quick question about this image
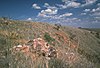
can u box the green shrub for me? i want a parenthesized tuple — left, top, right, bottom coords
(44, 33, 55, 43)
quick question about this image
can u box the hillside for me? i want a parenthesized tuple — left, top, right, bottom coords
(0, 19, 100, 68)
(83, 28, 100, 33)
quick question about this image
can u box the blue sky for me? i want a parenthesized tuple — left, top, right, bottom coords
(0, 0, 100, 28)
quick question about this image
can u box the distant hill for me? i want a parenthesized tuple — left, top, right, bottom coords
(0, 18, 100, 68)
(81, 28, 100, 33)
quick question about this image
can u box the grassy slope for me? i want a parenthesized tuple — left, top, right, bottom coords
(0, 19, 100, 68)
(62, 27, 100, 66)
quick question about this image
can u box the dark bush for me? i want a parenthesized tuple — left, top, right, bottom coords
(44, 33, 55, 43)
(54, 24, 61, 30)
(95, 32, 100, 39)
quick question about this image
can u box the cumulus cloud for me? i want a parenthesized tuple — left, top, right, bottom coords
(59, 13, 73, 17)
(37, 2, 59, 19)
(38, 12, 73, 20)
(32, 3, 41, 9)
(91, 7, 100, 16)
(97, 3, 100, 6)
(91, 7, 100, 12)
(38, 13, 48, 18)
(57, 1, 80, 9)
(44, 3, 50, 7)
(81, 13, 87, 15)
(85, 0, 97, 4)
(92, 12, 100, 16)
(67, 1, 81, 8)
(84, 9, 90, 12)
(62, 0, 69, 2)
(95, 17, 100, 19)
(92, 9, 96, 12)
(56, 4, 67, 9)
(60, 0, 97, 8)
(27, 18, 32, 21)
(40, 8, 58, 15)
(38, 3, 58, 17)
(82, 0, 97, 6)
(43, 2, 58, 10)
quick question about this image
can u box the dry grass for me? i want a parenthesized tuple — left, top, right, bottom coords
(0, 19, 100, 68)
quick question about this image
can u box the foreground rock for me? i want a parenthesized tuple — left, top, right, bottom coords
(12, 38, 57, 60)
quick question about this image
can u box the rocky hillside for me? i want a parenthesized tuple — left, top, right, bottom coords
(0, 19, 100, 68)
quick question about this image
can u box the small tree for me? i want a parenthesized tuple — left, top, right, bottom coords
(54, 24, 61, 30)
(2, 16, 9, 20)
(95, 32, 100, 39)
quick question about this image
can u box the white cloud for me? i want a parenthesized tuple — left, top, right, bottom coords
(57, 1, 80, 9)
(84, 9, 90, 12)
(38, 3, 58, 19)
(97, 3, 100, 6)
(95, 17, 100, 19)
(38, 13, 61, 20)
(62, 0, 69, 2)
(59, 13, 73, 17)
(38, 12, 73, 20)
(56, 4, 67, 9)
(44, 2, 58, 10)
(85, 0, 97, 4)
(91, 7, 100, 12)
(95, 7, 100, 11)
(38, 4, 58, 17)
(38, 13, 48, 17)
(55, 18, 81, 24)
(44, 3, 50, 7)
(27, 18, 32, 21)
(43, 3, 58, 14)
(32, 3, 41, 9)
(41, 8, 58, 15)
(45, 9, 56, 14)
(60, 0, 97, 9)
(82, 0, 97, 6)
(67, 1, 81, 8)
(81, 13, 87, 15)
(92, 12, 100, 16)
(92, 9, 96, 12)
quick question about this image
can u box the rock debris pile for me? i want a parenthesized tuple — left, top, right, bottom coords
(12, 38, 57, 60)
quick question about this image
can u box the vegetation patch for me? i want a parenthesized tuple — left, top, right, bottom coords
(48, 58, 69, 68)
(44, 33, 55, 44)
(77, 48, 100, 64)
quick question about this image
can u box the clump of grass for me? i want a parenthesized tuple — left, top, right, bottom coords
(48, 58, 69, 68)
(9, 31, 21, 39)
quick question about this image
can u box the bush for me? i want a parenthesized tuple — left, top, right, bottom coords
(1, 16, 9, 20)
(44, 33, 55, 43)
(54, 24, 61, 30)
(95, 32, 100, 39)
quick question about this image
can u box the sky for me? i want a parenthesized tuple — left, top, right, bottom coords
(0, 0, 100, 28)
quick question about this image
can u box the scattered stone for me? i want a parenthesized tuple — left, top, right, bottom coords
(12, 38, 57, 60)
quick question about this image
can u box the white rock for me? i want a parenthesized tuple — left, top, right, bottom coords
(17, 45, 22, 48)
